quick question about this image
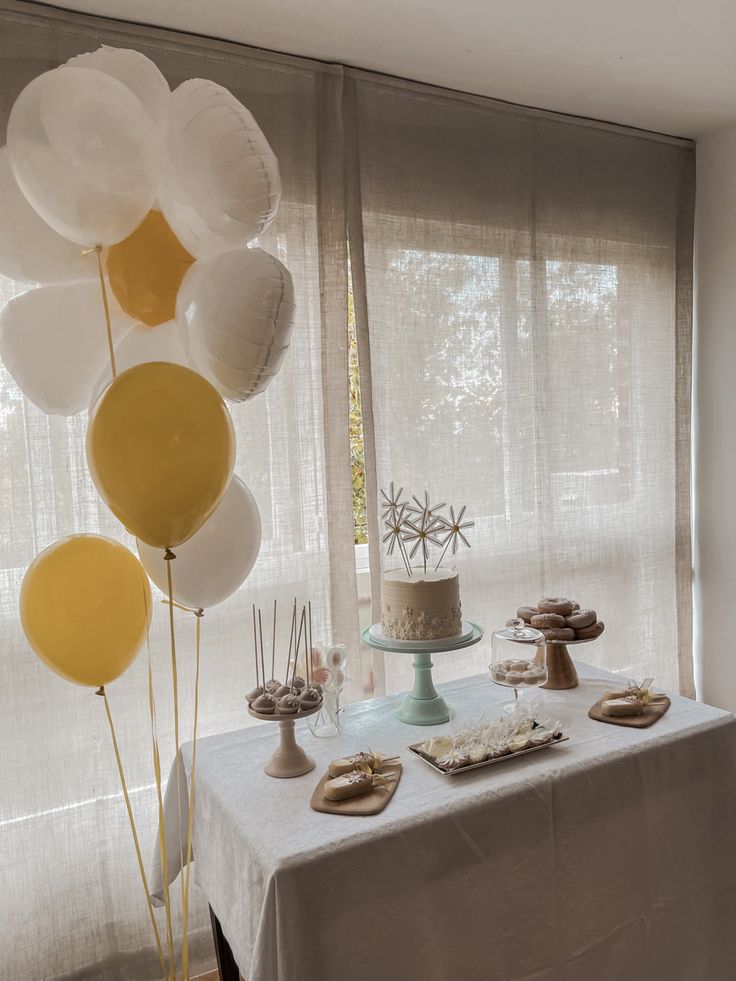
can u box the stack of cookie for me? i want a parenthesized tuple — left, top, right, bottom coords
(516, 597, 604, 643)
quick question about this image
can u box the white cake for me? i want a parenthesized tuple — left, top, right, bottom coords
(380, 568, 462, 641)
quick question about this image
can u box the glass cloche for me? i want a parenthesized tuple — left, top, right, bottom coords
(490, 618, 547, 699)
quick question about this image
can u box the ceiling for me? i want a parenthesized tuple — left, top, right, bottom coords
(41, 0, 736, 138)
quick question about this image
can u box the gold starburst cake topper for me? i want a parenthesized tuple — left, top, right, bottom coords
(379, 485, 474, 575)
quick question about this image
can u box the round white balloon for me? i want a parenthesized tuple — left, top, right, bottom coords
(0, 148, 93, 283)
(90, 319, 191, 407)
(0, 281, 132, 415)
(159, 79, 281, 258)
(7, 66, 160, 246)
(137, 475, 262, 609)
(176, 247, 295, 402)
(66, 45, 170, 123)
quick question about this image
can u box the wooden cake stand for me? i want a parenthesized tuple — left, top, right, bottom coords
(247, 702, 322, 778)
(361, 622, 484, 726)
(514, 635, 599, 690)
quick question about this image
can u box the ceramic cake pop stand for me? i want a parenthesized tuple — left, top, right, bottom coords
(362, 622, 484, 726)
(248, 702, 322, 778)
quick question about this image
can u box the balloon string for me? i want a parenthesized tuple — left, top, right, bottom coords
(164, 549, 187, 973)
(97, 686, 168, 980)
(146, 611, 177, 981)
(161, 598, 197, 614)
(181, 609, 203, 981)
(92, 245, 116, 378)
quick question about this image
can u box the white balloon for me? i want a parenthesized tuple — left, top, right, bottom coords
(0, 281, 132, 415)
(66, 46, 170, 123)
(7, 66, 160, 246)
(137, 475, 261, 609)
(90, 319, 191, 407)
(176, 248, 295, 402)
(159, 79, 281, 258)
(0, 148, 93, 283)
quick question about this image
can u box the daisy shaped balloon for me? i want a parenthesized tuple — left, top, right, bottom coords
(0, 45, 295, 415)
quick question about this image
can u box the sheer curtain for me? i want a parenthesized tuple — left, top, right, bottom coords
(0, 3, 695, 979)
(346, 72, 695, 698)
(0, 4, 357, 979)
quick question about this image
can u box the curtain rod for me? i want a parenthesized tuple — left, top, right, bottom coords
(2, 0, 695, 149)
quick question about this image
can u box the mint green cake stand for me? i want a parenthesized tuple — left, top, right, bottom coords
(361, 622, 484, 726)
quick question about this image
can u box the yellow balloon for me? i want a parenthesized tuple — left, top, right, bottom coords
(107, 210, 194, 327)
(20, 534, 151, 687)
(87, 362, 236, 549)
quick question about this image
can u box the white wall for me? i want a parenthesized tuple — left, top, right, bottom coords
(694, 125, 736, 712)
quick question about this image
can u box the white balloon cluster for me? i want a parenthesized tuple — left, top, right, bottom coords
(0, 45, 297, 609)
(160, 79, 282, 258)
(177, 248, 296, 401)
(8, 64, 161, 247)
(0, 45, 296, 416)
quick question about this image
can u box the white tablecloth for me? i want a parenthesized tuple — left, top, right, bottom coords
(152, 663, 736, 981)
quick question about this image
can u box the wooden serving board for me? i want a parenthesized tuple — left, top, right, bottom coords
(309, 763, 402, 816)
(588, 693, 671, 728)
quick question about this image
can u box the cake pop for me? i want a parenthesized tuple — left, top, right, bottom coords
(277, 693, 300, 715)
(299, 686, 321, 709)
(252, 692, 276, 715)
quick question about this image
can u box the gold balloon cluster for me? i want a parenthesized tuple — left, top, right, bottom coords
(4, 45, 279, 981)
(7, 48, 284, 689)
(22, 362, 236, 686)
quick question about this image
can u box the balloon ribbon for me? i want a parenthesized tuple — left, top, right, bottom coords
(147, 622, 177, 980)
(84, 245, 116, 378)
(164, 549, 187, 976)
(181, 609, 203, 981)
(97, 686, 167, 980)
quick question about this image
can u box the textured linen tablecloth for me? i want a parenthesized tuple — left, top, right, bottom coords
(152, 663, 736, 981)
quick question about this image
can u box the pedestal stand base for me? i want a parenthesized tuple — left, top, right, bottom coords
(264, 718, 315, 778)
(397, 693, 450, 726)
(541, 644, 579, 690)
(362, 623, 483, 727)
(396, 650, 450, 726)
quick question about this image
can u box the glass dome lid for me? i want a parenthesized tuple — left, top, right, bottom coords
(490, 618, 547, 695)
(495, 618, 544, 644)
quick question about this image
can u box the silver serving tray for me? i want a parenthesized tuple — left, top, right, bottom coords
(408, 734, 569, 776)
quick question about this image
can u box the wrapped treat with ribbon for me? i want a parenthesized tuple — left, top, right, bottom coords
(589, 677, 671, 728)
(602, 678, 657, 716)
(327, 750, 399, 778)
(323, 764, 398, 802)
(311, 755, 403, 815)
